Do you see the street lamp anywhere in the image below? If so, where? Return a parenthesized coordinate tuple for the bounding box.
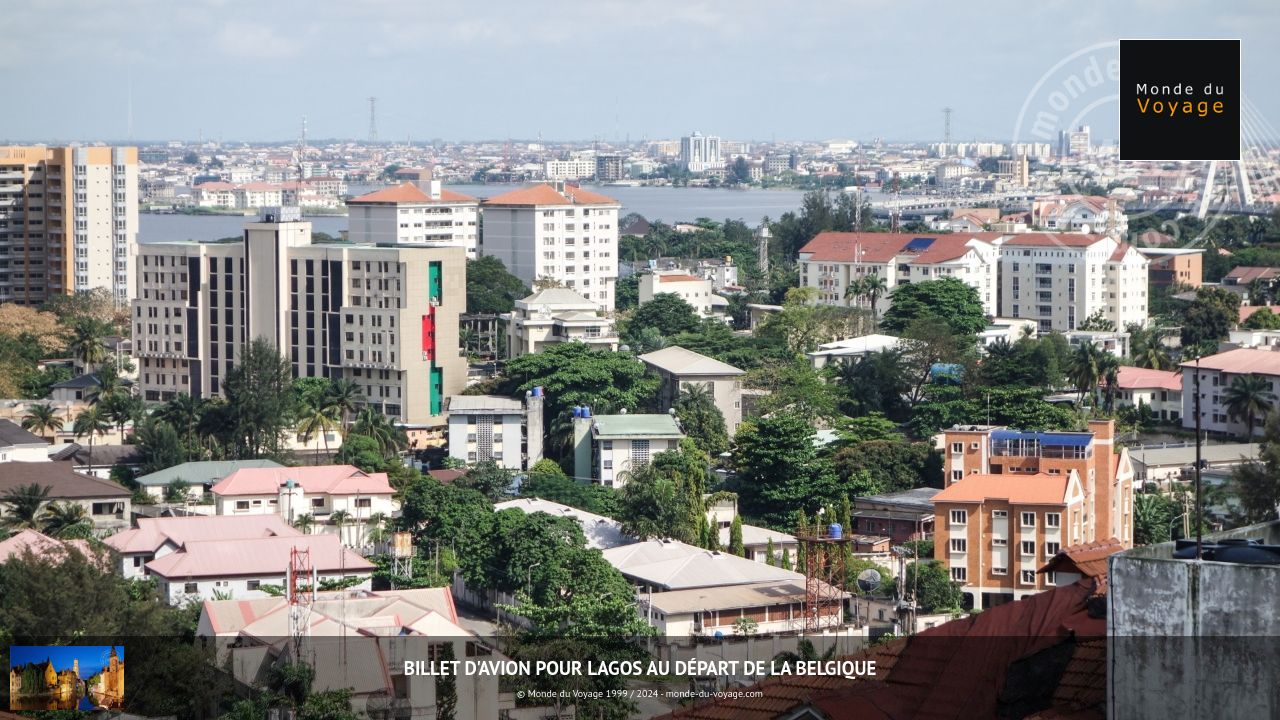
(525, 562, 542, 593)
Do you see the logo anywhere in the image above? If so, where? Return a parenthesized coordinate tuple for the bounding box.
(1120, 39, 1240, 161)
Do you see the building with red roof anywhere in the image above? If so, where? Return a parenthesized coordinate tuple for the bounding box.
(1113, 366, 1183, 421)
(1179, 347, 1280, 438)
(797, 232, 1001, 317)
(347, 181, 480, 257)
(210, 464, 396, 545)
(480, 182, 622, 311)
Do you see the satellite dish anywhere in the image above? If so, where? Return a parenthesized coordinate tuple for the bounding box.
(857, 568, 882, 593)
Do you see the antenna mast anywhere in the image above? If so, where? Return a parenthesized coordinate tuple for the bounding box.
(288, 546, 317, 664)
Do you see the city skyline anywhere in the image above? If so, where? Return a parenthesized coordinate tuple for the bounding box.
(3, 0, 1278, 143)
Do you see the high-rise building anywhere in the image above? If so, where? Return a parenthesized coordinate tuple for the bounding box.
(0, 146, 137, 305)
(346, 181, 479, 258)
(132, 207, 465, 431)
(1058, 125, 1091, 157)
(595, 154, 624, 182)
(679, 132, 724, 172)
(480, 183, 620, 310)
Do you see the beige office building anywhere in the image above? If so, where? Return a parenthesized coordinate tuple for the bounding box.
(0, 146, 137, 305)
(133, 208, 465, 430)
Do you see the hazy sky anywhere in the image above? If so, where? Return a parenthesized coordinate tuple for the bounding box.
(2, 0, 1277, 144)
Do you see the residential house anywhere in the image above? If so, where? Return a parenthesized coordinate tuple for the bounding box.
(571, 411, 685, 488)
(0, 420, 50, 463)
(1128, 443, 1259, 490)
(806, 334, 902, 369)
(494, 497, 632, 550)
(0, 529, 99, 565)
(445, 392, 544, 470)
(503, 287, 618, 359)
(0, 462, 130, 534)
(1180, 348, 1280, 438)
(638, 271, 728, 320)
(1113, 366, 1182, 421)
(850, 487, 939, 543)
(133, 459, 284, 501)
(49, 373, 133, 404)
(638, 345, 745, 434)
(1029, 194, 1127, 235)
(105, 514, 302, 580)
(47, 444, 141, 479)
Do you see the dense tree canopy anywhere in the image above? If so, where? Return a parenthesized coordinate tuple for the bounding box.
(466, 256, 529, 314)
(731, 412, 842, 528)
(625, 293, 701, 342)
(880, 278, 988, 336)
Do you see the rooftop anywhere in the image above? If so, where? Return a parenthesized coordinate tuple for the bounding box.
(516, 287, 600, 310)
(854, 487, 941, 512)
(1180, 347, 1280, 376)
(0, 461, 130, 499)
(996, 232, 1109, 248)
(1128, 442, 1259, 468)
(1114, 366, 1182, 392)
(0, 419, 48, 448)
(106, 515, 301, 555)
(590, 413, 684, 439)
(645, 578, 834, 615)
(0, 529, 98, 565)
(494, 497, 632, 549)
(638, 345, 744, 377)
(602, 539, 802, 590)
(134, 459, 284, 488)
(347, 182, 476, 205)
(798, 232, 998, 264)
(481, 183, 619, 207)
(445, 395, 525, 414)
(48, 443, 141, 467)
(146, 533, 373, 579)
(211, 464, 393, 497)
(932, 471, 1078, 506)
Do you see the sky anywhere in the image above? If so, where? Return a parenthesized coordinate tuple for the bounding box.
(1, 0, 1278, 144)
(10, 645, 123, 678)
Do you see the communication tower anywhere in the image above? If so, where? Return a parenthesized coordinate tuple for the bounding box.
(794, 522, 850, 633)
(287, 546, 317, 664)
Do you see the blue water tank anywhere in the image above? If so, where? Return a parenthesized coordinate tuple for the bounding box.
(572, 406, 582, 418)
(828, 523, 844, 539)
(532, 386, 543, 397)
(582, 406, 592, 418)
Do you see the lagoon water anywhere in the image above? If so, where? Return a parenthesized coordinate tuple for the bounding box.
(138, 184, 817, 244)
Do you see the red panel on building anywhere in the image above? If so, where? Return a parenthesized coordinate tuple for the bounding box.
(421, 307, 435, 360)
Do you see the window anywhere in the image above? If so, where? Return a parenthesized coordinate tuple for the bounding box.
(950, 442, 963, 453)
(1021, 512, 1036, 527)
(311, 498, 324, 508)
(1021, 570, 1036, 585)
(992, 510, 1008, 519)
(1045, 541, 1061, 557)
(132, 556, 143, 568)
(184, 583, 198, 594)
(602, 440, 613, 450)
(992, 566, 1007, 575)
(603, 459, 613, 470)
(949, 509, 967, 525)
(1021, 540, 1036, 556)
(950, 566, 967, 582)
(992, 538, 1007, 546)
(949, 538, 967, 553)
(1045, 513, 1061, 528)
(247, 580, 260, 591)
(235, 500, 250, 511)
(950, 469, 963, 482)
(356, 498, 372, 508)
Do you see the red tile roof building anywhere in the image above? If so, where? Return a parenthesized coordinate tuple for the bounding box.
(1179, 347, 1280, 438)
(346, 181, 480, 257)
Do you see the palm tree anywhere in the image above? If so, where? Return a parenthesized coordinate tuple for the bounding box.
(86, 362, 122, 405)
(21, 404, 63, 441)
(1068, 342, 1107, 406)
(155, 393, 203, 460)
(1223, 375, 1275, 438)
(296, 401, 340, 461)
(324, 379, 364, 436)
(39, 501, 92, 539)
(68, 319, 109, 373)
(1101, 358, 1121, 412)
(352, 407, 407, 455)
(72, 405, 110, 471)
(98, 391, 141, 441)
(293, 513, 315, 535)
(1128, 323, 1174, 371)
(844, 276, 866, 309)
(861, 273, 888, 323)
(365, 512, 389, 546)
(329, 510, 351, 545)
(0, 483, 51, 534)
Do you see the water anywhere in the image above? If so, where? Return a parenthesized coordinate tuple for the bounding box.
(139, 184, 815, 244)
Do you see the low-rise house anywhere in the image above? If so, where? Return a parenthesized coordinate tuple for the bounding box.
(48, 443, 142, 479)
(806, 334, 903, 369)
(1113, 366, 1183, 421)
(48, 373, 133, 403)
(0, 462, 131, 534)
(445, 392, 544, 470)
(0, 529, 99, 565)
(504, 288, 619, 359)
(145, 532, 373, 604)
(639, 346, 745, 434)
(851, 487, 939, 543)
(494, 497, 632, 550)
(210, 464, 397, 545)
(106, 514, 302, 580)
(133, 459, 284, 501)
(197, 588, 509, 720)
(571, 411, 685, 488)
(0, 420, 51, 463)
(638, 271, 728, 320)
(1180, 348, 1280, 438)
(1064, 329, 1130, 358)
(1128, 442, 1259, 490)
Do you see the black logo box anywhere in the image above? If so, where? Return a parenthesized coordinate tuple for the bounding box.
(1119, 39, 1240, 161)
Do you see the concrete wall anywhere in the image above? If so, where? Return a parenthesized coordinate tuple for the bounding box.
(1109, 522, 1280, 719)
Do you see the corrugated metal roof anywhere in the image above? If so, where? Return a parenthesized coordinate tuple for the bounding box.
(590, 414, 684, 439)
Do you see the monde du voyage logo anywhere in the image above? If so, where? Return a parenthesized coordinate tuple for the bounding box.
(1120, 39, 1240, 161)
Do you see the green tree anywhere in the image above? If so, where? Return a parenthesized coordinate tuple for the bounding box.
(731, 413, 841, 528)
(1180, 286, 1241, 355)
(68, 317, 109, 371)
(625, 292, 701, 341)
(135, 419, 187, 475)
(728, 515, 745, 556)
(1243, 307, 1280, 330)
(880, 277, 987, 336)
(833, 440, 943, 493)
(615, 274, 640, 311)
(837, 349, 911, 420)
(1133, 491, 1181, 545)
(435, 642, 458, 720)
(350, 406, 408, 455)
(0, 481, 47, 531)
(223, 338, 295, 458)
(154, 393, 205, 460)
(324, 379, 364, 436)
(1068, 342, 1111, 406)
(1223, 375, 1275, 438)
(674, 382, 729, 457)
(457, 459, 513, 500)
(898, 315, 974, 406)
(1127, 323, 1175, 370)
(293, 513, 315, 534)
(1077, 310, 1116, 331)
(749, 358, 842, 421)
(296, 396, 340, 459)
(72, 404, 110, 470)
(616, 443, 706, 542)
(38, 501, 93, 538)
(299, 689, 358, 720)
(334, 432, 390, 473)
(904, 560, 963, 613)
(20, 403, 63, 441)
(1230, 412, 1280, 524)
(466, 255, 530, 314)
(519, 459, 619, 516)
(163, 478, 191, 503)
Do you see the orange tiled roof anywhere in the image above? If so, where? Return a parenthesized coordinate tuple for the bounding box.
(1038, 537, 1124, 596)
(481, 183, 618, 206)
(348, 182, 476, 204)
(799, 232, 998, 265)
(932, 472, 1072, 505)
(658, 273, 704, 283)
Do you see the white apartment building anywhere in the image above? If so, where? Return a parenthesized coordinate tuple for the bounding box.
(571, 412, 685, 488)
(1181, 348, 1280, 438)
(445, 392, 544, 470)
(1030, 195, 1127, 236)
(797, 232, 1000, 317)
(347, 181, 480, 258)
(504, 287, 619, 358)
(996, 233, 1148, 333)
(132, 207, 466, 430)
(638, 270, 727, 319)
(680, 132, 724, 172)
(544, 157, 597, 181)
(480, 182, 621, 310)
(0, 146, 137, 305)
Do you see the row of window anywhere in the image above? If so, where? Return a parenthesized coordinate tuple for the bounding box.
(950, 537, 1062, 557)
(950, 567, 1050, 585)
(949, 509, 1061, 528)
